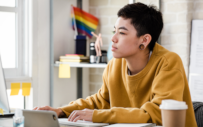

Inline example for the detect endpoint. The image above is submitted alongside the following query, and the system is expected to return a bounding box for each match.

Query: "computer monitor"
[0,54,10,114]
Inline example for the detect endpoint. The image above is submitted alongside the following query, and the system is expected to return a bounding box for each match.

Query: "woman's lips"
[111,46,117,51]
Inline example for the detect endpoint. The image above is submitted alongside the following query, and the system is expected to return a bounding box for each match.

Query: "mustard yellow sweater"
[60,43,197,127]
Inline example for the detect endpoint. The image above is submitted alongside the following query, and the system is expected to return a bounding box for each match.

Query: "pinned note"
[10,83,20,95]
[59,64,70,78]
[0,108,4,115]
[22,83,31,96]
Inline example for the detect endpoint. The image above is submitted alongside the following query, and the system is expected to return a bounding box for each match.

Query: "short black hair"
[118,2,163,51]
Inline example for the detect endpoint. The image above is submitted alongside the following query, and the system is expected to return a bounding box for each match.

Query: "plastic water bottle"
[13,109,24,127]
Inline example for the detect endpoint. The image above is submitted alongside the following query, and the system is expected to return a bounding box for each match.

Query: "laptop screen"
[0,55,10,114]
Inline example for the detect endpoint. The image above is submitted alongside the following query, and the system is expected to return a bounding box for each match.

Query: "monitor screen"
[0,55,10,114]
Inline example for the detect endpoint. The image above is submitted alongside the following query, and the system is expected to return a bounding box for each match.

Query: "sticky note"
[22,83,31,96]
[10,83,20,95]
[59,64,70,78]
[0,108,4,115]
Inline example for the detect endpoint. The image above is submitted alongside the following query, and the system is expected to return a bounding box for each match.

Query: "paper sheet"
[10,83,20,95]
[189,20,203,74]
[22,83,31,96]
[189,20,203,102]
[0,108,4,115]
[189,75,203,102]
[59,64,70,78]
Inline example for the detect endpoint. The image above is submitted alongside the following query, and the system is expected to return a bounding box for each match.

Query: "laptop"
[23,110,60,127]
[0,55,14,118]
[23,110,109,127]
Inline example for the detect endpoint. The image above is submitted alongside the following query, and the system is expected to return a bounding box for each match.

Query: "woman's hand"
[91,32,103,56]
[33,106,64,117]
[68,109,94,122]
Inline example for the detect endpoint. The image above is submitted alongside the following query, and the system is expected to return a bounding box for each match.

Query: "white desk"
[0,118,12,127]
[0,118,162,127]
[0,118,69,127]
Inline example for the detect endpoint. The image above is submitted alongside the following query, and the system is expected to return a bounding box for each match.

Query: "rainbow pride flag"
[71,6,99,38]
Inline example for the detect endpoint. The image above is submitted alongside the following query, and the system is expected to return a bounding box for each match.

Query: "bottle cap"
[15,109,23,117]
[159,99,188,110]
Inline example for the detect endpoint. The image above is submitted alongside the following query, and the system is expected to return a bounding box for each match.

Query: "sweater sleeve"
[60,65,110,117]
[92,69,185,125]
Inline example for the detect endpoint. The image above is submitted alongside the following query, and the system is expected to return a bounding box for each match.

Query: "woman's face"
[111,17,142,58]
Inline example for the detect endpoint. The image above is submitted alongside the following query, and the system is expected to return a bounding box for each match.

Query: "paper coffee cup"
[159,100,188,127]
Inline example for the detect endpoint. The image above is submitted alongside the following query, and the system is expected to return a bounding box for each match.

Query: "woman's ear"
[142,34,152,48]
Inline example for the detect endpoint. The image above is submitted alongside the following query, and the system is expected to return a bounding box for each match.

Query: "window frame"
[0,0,31,79]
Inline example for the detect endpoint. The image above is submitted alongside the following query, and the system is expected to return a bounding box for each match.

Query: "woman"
[34,3,197,126]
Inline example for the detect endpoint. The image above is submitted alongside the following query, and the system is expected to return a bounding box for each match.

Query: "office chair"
[193,102,203,127]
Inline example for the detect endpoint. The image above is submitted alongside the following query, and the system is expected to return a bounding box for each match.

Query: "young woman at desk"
[34,3,197,127]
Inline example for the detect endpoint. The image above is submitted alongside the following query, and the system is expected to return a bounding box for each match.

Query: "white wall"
[160,0,193,78]
[52,0,77,108]
[32,0,50,107]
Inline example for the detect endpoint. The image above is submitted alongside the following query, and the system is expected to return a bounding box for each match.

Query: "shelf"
[54,61,107,68]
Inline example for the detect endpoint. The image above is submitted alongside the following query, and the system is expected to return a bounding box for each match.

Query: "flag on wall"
[71,5,99,38]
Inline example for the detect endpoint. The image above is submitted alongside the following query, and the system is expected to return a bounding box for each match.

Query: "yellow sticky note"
[22,83,31,96]
[59,64,70,78]
[10,83,20,95]
[0,108,4,115]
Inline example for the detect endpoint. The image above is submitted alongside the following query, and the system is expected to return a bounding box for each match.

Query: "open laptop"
[0,55,14,118]
[23,110,60,127]
[23,110,109,127]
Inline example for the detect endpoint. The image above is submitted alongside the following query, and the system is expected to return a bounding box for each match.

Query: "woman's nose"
[111,33,118,43]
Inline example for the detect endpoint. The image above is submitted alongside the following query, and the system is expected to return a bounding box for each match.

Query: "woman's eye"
[120,32,125,35]
[112,31,115,34]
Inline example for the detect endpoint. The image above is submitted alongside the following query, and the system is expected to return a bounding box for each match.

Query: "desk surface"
[0,118,162,127]
[0,118,68,127]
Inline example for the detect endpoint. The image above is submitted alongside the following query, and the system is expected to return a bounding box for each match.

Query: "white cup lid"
[159,99,188,110]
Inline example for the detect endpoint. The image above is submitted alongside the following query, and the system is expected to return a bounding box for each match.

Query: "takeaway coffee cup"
[159,100,188,127]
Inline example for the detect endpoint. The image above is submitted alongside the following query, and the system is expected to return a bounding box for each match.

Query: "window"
[0,0,32,110]
[0,0,31,78]
[7,89,24,111]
